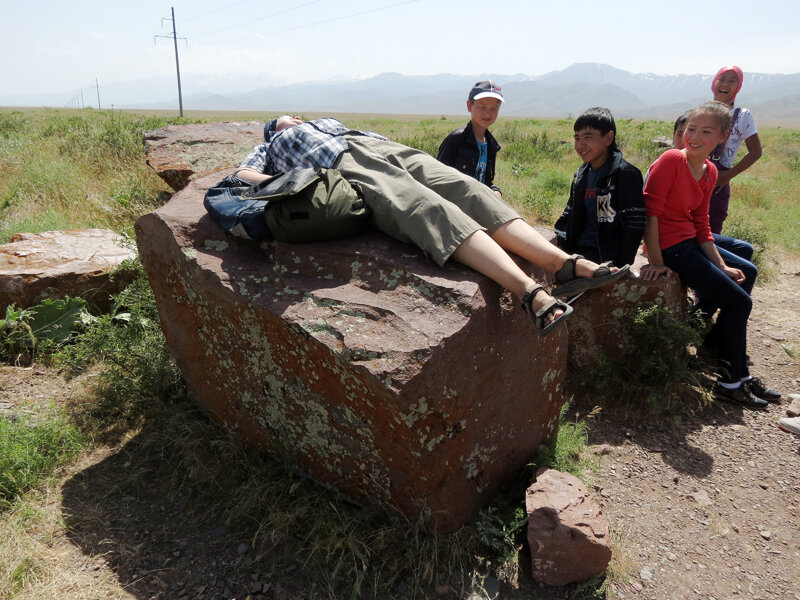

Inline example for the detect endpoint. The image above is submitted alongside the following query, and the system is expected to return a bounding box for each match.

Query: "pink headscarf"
[712,65,744,102]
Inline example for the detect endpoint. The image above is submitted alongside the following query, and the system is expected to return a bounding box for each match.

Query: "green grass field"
[2,106,798,255]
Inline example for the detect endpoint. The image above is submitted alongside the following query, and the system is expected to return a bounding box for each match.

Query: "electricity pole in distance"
[155,7,186,117]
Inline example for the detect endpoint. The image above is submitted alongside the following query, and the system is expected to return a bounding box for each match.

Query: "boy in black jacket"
[554,107,646,267]
[437,80,504,197]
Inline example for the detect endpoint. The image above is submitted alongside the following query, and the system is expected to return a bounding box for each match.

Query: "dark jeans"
[694,234,758,317]
[662,238,752,381]
[714,233,754,262]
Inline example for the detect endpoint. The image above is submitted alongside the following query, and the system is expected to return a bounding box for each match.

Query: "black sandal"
[521,286,573,336]
[552,254,630,297]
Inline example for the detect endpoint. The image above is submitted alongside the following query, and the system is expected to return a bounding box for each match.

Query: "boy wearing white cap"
[437,80,504,197]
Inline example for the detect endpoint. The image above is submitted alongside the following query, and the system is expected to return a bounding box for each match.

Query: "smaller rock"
[760,530,771,540]
[652,135,672,148]
[639,566,655,581]
[689,490,713,507]
[0,229,137,312]
[590,443,613,456]
[786,395,800,417]
[526,468,612,586]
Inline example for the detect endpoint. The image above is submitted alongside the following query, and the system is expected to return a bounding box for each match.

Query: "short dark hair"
[574,107,618,152]
[673,111,691,132]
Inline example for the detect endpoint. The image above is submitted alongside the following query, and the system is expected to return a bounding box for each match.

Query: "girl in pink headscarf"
[707,65,763,234]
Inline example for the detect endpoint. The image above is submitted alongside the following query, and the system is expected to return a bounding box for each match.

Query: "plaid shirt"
[238,118,386,175]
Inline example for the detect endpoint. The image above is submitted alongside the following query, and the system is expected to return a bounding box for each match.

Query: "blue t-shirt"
[474,141,488,183]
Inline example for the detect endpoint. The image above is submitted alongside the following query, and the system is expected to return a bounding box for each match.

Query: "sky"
[1,0,799,106]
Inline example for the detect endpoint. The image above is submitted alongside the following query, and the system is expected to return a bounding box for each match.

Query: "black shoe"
[742,377,781,402]
[714,383,768,410]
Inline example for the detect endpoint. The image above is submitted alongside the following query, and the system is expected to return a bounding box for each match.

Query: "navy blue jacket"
[437,121,501,193]
[553,150,646,267]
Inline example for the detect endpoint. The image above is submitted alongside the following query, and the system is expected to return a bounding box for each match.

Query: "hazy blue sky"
[2,0,798,104]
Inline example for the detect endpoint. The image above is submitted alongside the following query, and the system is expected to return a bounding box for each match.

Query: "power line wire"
[200,0,419,46]
[263,0,420,37]
[191,0,322,39]
[180,0,248,23]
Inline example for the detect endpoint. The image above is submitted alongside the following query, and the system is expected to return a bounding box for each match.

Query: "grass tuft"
[0,409,83,511]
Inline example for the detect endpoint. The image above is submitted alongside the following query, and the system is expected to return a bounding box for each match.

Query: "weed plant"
[56,260,185,440]
[1,297,93,364]
[573,303,711,415]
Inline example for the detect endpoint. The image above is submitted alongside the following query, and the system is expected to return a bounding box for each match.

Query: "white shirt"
[719,108,757,169]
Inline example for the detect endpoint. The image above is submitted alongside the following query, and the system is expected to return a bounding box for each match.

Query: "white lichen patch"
[204,240,229,251]
[541,368,559,387]
[462,443,497,481]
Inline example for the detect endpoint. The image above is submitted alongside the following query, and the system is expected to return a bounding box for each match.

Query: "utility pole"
[93,78,101,109]
[155,7,186,117]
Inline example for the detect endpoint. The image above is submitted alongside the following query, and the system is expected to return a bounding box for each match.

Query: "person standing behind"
[437,80,504,197]
[640,102,779,410]
[553,107,646,268]
[708,65,762,234]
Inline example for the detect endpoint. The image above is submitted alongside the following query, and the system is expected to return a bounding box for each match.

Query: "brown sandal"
[521,286,573,336]
[552,255,630,296]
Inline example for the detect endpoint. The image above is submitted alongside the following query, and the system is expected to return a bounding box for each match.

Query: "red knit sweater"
[644,149,715,250]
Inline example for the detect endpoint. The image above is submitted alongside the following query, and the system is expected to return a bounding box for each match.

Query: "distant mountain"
[3,63,799,121]
[208,63,800,121]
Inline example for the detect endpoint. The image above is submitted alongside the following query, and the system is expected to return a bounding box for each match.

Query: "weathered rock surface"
[135,170,567,531]
[0,229,137,311]
[564,255,686,368]
[526,468,612,586]
[143,121,263,191]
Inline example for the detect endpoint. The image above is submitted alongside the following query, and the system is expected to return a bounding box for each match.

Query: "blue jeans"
[694,234,758,317]
[662,238,752,381]
[713,233,754,262]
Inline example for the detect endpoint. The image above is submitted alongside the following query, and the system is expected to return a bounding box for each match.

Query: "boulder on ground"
[143,121,263,191]
[526,468,612,586]
[135,170,567,532]
[0,229,137,312]
[563,253,687,368]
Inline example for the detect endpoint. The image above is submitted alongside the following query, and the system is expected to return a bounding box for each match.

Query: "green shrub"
[575,303,710,414]
[56,260,185,435]
[0,111,27,137]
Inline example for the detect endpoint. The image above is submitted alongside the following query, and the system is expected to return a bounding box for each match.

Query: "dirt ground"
[1,259,799,600]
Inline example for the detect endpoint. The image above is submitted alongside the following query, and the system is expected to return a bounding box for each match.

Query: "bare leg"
[451,230,562,321]
[490,219,620,276]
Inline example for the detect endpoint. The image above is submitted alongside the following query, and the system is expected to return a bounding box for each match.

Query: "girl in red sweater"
[640,102,779,410]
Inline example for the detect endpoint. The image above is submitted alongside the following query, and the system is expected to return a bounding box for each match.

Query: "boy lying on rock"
[233,116,630,336]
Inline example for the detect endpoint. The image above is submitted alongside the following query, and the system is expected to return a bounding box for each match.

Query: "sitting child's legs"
[694,242,758,318]
[713,233,754,262]
[662,239,752,380]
